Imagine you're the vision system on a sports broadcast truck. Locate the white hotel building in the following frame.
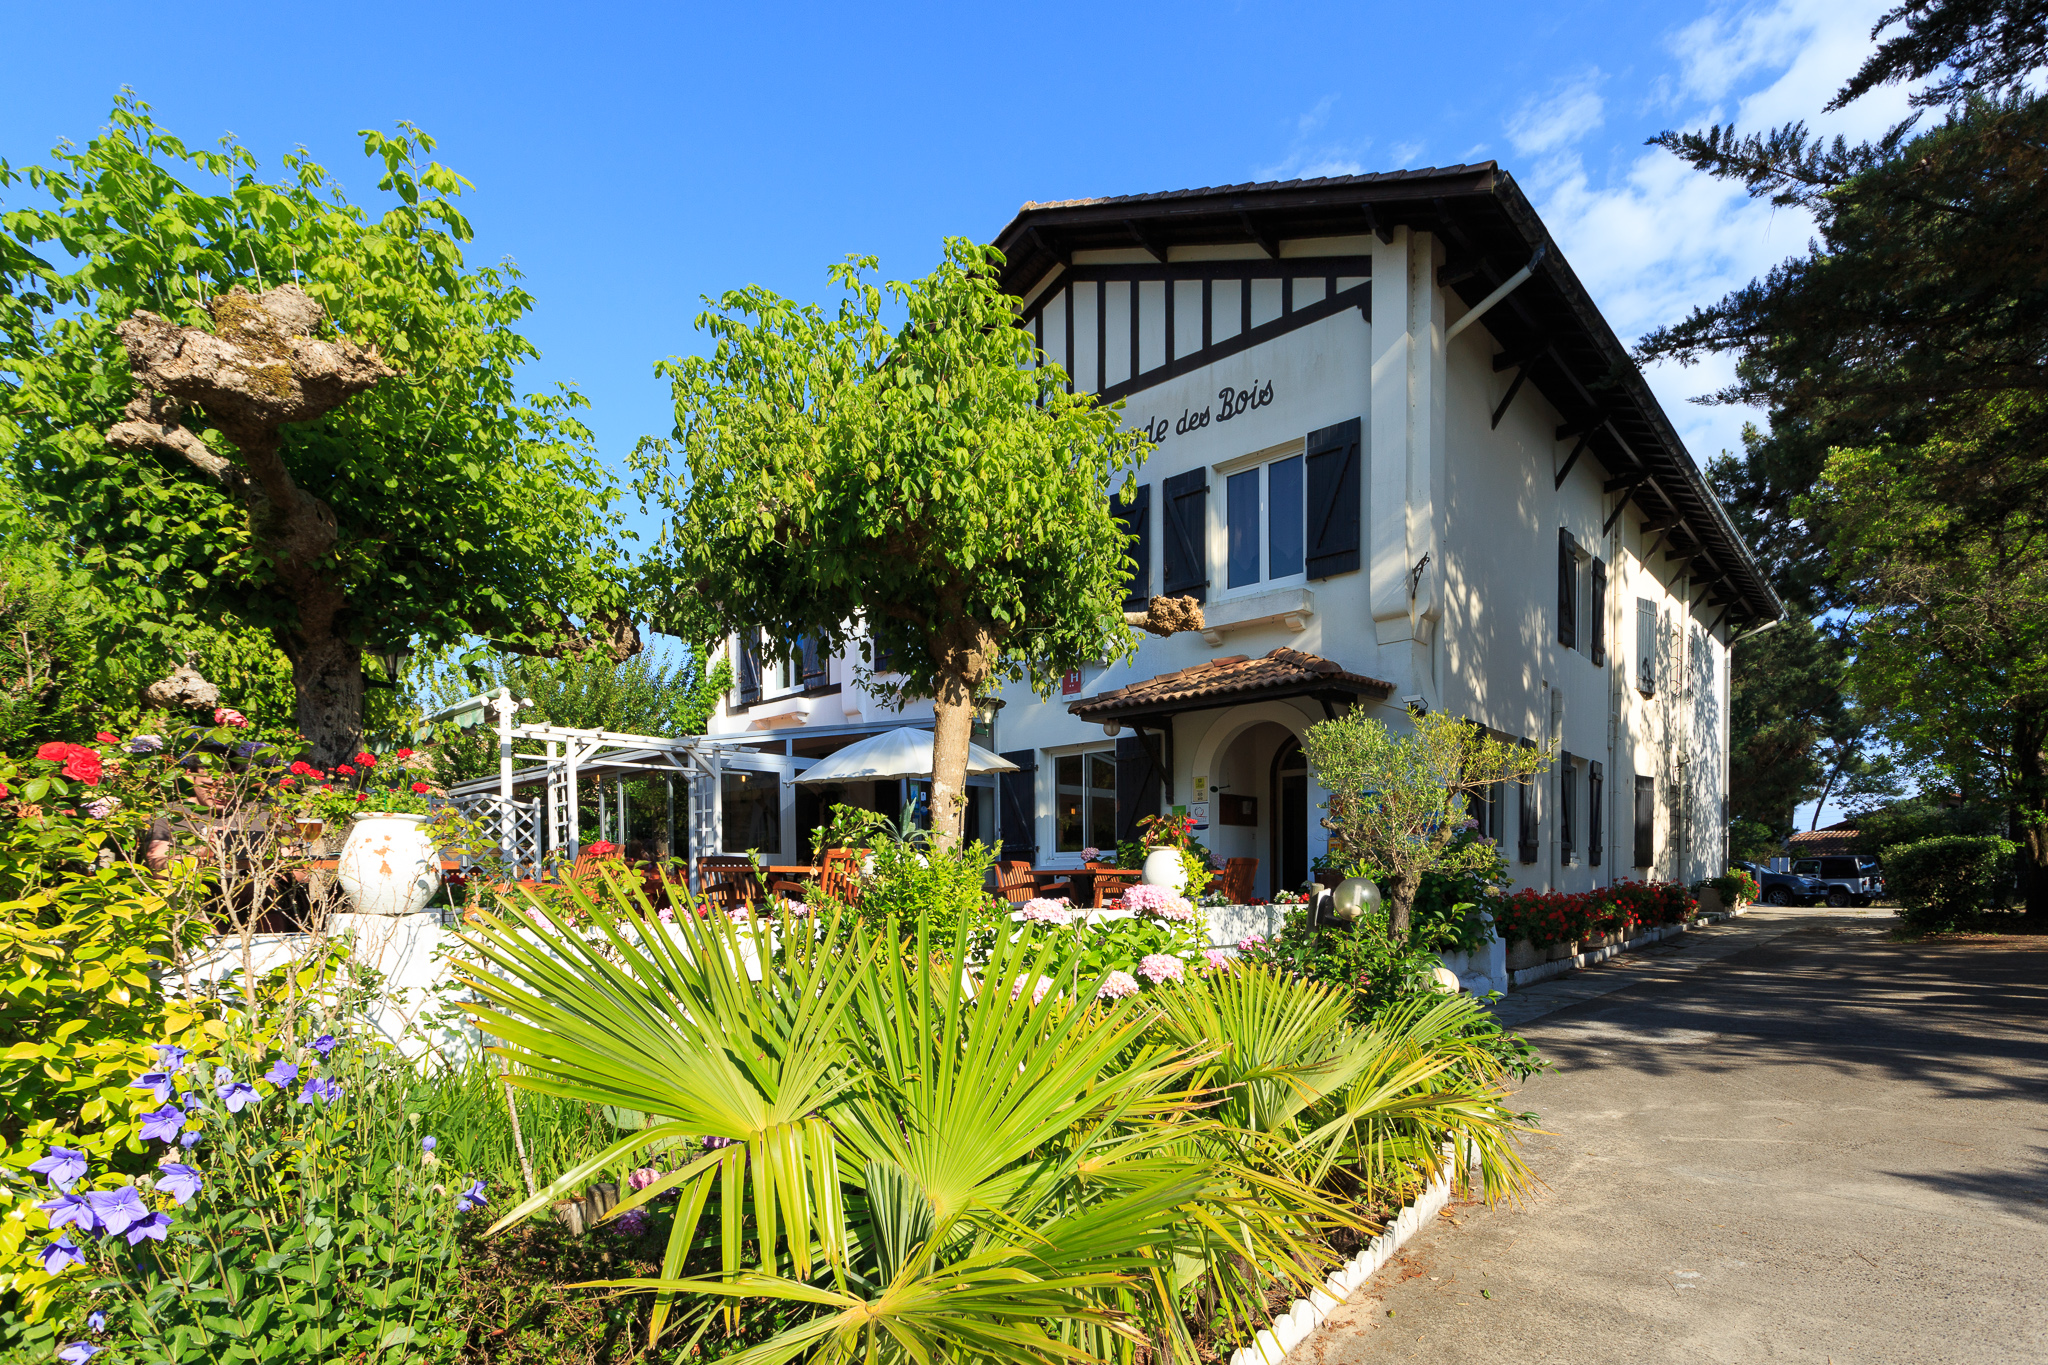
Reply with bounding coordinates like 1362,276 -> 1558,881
701,167 -> 1780,899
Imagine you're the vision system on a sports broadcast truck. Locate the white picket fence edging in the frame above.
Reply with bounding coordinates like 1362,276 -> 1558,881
1227,1143 -> 1459,1365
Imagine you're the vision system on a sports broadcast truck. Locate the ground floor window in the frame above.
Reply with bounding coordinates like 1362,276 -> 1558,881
1054,751 -> 1117,853
722,770 -> 781,854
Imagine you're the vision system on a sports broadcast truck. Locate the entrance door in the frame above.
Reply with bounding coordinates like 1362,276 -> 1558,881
1271,740 -> 1308,895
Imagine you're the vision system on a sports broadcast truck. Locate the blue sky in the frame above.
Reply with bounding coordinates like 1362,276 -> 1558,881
6,0 -> 1906,826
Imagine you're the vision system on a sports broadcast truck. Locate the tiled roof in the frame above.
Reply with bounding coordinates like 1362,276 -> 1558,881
1017,165 -> 1496,213
1068,648 -> 1393,722
1787,828 -> 1859,848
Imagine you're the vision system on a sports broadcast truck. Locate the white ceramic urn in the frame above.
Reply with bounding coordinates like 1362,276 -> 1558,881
336,813 -> 441,917
1140,847 -> 1188,892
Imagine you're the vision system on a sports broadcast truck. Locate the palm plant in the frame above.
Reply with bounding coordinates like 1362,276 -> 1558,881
454,875 -> 1534,1363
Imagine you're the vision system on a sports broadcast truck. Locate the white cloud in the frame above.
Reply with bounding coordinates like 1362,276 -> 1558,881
1297,95 -> 1338,136
1257,98 -> 1371,180
1507,70 -> 1607,155
1513,0 -> 1916,464
1390,140 -> 1428,167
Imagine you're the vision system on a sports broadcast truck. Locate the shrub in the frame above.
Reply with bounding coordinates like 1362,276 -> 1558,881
1883,834 -> 2016,934
838,836 -> 998,940
1698,866 -> 1760,906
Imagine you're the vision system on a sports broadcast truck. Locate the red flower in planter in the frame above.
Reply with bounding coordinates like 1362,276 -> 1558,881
290,761 -> 313,776
335,765 -> 356,776
355,752 -> 376,767
410,782 -> 430,794
396,748 -> 414,759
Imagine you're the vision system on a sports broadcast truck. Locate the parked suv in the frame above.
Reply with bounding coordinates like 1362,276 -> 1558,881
1735,860 -> 1827,907
1791,856 -> 1884,907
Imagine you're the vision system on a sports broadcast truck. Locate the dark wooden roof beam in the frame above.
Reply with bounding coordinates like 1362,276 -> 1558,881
1438,258 -> 1486,288
1602,473 -> 1644,493
1026,227 -> 1069,269
1557,412 -> 1609,441
1360,203 -> 1394,245
1123,219 -> 1167,264
1236,211 -> 1279,258
1494,341 -> 1551,372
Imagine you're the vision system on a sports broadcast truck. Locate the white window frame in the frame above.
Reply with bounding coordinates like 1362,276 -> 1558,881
1049,746 -> 1119,859
1213,438 -> 1309,600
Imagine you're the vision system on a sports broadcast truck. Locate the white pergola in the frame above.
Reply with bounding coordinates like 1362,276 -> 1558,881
435,687 -> 763,882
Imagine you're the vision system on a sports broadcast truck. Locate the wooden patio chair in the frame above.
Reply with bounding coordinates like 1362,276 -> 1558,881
1221,857 -> 1258,905
995,860 -> 1040,904
697,857 -> 759,909
818,848 -> 862,905
1089,868 -> 1141,909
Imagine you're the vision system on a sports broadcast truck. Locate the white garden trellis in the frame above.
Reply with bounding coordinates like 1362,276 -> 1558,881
434,687 -> 744,884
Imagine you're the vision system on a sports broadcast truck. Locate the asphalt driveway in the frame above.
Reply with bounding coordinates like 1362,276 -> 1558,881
1305,909 -> 2048,1364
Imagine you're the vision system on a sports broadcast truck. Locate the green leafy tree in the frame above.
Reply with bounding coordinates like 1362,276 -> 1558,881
1725,612 -> 1854,842
1809,408 -> 2048,914
633,240 -> 1165,844
1303,709 -> 1555,940
0,95 -> 633,763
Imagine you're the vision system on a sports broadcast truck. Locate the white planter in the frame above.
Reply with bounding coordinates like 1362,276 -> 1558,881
1141,847 -> 1188,892
336,813 -> 441,917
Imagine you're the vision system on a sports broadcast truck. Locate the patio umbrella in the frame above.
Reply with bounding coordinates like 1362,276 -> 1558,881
793,727 -> 1018,784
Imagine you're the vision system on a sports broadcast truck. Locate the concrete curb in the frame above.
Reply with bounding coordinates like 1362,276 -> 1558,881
1505,903 -> 1752,990
1227,1147 -> 1458,1365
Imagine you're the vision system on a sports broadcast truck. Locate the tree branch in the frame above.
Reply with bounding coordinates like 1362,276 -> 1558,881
105,393 -> 244,489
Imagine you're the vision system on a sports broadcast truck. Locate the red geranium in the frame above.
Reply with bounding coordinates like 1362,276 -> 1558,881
335,764 -> 356,776
354,752 -> 376,767
410,781 -> 429,794
396,748 -> 414,759
290,761 -> 312,776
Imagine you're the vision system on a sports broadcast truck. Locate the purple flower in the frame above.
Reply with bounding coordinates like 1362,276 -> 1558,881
127,735 -> 164,755
84,1187 -> 149,1236
156,1163 -> 203,1206
215,1078 -> 258,1114
262,1060 -> 299,1087
87,1311 -> 105,1333
179,1129 -> 203,1150
36,1194 -> 98,1234
181,1091 -> 203,1113
125,1211 -> 173,1246
139,1105 -> 186,1144
311,1034 -> 338,1057
297,1077 -> 341,1105
455,1178 -> 488,1213
129,1070 -> 175,1103
30,1148 -> 88,1192
58,1342 -> 100,1364
153,1044 -> 188,1070
420,1136 -> 436,1153
37,1235 -> 85,1274
701,1135 -> 732,1151
613,1207 -> 651,1237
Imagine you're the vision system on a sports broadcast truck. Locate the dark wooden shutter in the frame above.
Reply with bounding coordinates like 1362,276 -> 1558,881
1162,469 -> 1209,601
1114,483 -> 1153,611
1589,558 -> 1608,666
1304,417 -> 1363,579
1516,739 -> 1539,864
1588,760 -> 1604,866
1559,750 -> 1575,862
1557,529 -> 1577,649
800,634 -> 826,686
1633,774 -> 1655,868
737,634 -> 761,705
998,749 -> 1038,862
1114,732 -> 1167,842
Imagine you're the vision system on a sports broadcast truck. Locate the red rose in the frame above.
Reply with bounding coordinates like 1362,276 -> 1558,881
336,764 -> 356,776
60,746 -> 102,786
35,742 -> 68,762
410,782 -> 429,794
354,752 -> 376,767
95,732 -> 118,743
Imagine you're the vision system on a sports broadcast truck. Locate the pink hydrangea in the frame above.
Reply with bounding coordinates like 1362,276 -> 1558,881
627,1167 -> 665,1192
1098,970 -> 1141,1000
1237,934 -> 1266,952
1018,897 -> 1073,924
1120,883 -> 1194,921
1080,846 -> 1101,862
1202,947 -> 1233,972
212,707 -> 249,728
1136,953 -> 1184,985
1011,974 -> 1055,1006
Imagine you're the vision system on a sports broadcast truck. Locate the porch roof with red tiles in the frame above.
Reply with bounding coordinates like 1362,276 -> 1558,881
1066,648 -> 1393,726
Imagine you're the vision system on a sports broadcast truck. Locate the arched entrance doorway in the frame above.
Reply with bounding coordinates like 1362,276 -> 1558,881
1270,739 -> 1309,896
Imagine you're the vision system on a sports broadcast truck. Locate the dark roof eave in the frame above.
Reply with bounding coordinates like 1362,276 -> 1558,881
1068,678 -> 1393,724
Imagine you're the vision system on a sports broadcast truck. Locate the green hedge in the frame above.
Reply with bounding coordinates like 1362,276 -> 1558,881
1882,834 -> 2015,934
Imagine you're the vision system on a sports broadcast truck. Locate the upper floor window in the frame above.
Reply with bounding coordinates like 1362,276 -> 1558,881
1226,451 -> 1305,589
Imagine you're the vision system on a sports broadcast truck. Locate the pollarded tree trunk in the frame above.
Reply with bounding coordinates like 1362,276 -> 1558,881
1386,872 -> 1416,942
105,284 -> 393,763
